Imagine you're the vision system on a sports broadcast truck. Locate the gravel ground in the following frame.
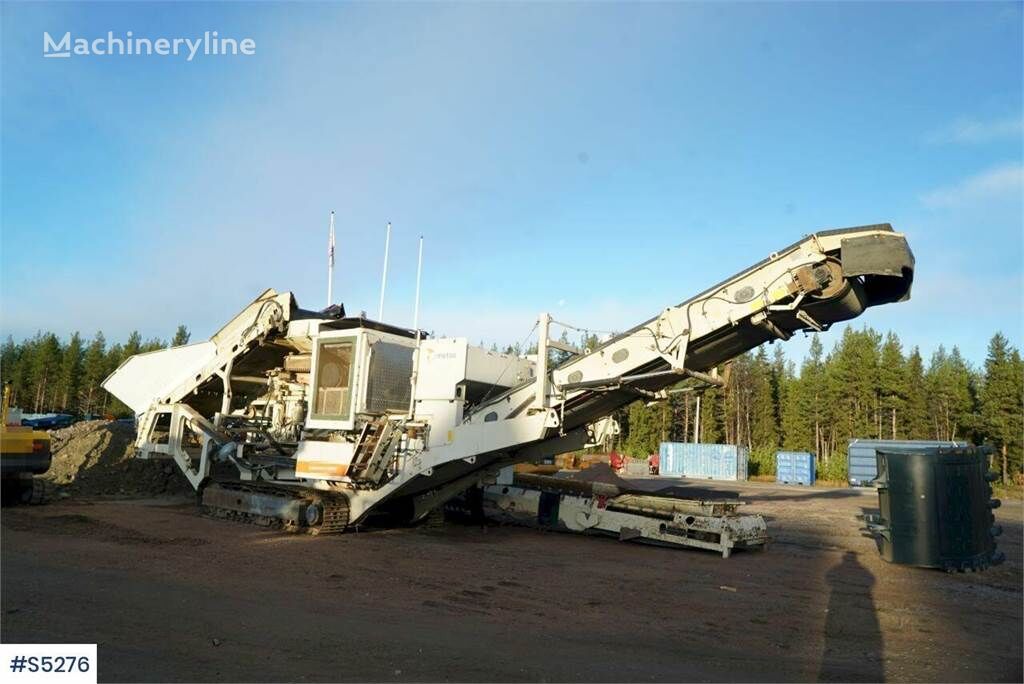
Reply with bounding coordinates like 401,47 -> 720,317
2,479 -> 1020,683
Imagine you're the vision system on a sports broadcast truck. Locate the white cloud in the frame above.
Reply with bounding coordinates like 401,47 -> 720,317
926,116 -> 1023,145
920,163 -> 1024,209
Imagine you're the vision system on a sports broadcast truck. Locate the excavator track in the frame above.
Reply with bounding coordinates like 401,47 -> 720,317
200,480 -> 349,535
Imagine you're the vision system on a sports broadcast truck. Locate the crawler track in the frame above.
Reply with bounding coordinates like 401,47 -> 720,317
200,480 -> 350,535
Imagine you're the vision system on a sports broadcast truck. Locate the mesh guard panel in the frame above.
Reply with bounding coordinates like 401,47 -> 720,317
364,342 -> 414,413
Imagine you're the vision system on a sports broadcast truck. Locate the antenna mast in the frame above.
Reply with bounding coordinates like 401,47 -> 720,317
327,210 -> 335,307
409,235 -> 424,417
378,221 -> 391,320
412,235 -> 424,333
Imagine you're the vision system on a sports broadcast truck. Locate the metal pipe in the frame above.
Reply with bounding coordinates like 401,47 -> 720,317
536,313 -> 551,409
558,368 -> 681,392
682,368 -> 726,388
412,235 -> 423,333
408,236 -> 424,418
327,211 -> 335,307
230,375 -> 269,385
694,394 -> 701,443
378,221 -> 391,320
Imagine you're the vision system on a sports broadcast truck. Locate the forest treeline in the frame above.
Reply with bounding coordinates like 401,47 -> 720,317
1,325 -> 191,418
615,327 -> 1023,484
2,323 -> 1022,484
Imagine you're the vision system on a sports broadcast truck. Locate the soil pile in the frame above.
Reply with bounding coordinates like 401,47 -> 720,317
44,420 -> 191,497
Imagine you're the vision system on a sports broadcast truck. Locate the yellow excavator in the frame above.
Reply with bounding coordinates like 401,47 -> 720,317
1,384 -> 51,505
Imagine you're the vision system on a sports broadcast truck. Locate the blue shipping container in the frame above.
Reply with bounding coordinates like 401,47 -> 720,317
847,439 -> 964,486
775,451 -> 816,486
658,443 -> 748,481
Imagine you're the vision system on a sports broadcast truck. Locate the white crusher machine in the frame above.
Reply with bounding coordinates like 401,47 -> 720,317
103,224 -> 914,553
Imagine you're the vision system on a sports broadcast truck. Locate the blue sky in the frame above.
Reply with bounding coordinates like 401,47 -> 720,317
2,1 -> 1022,368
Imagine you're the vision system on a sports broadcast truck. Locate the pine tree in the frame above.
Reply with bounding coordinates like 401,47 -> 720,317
699,386 -> 724,444
59,332 -> 84,411
7,344 -> 29,408
979,333 -> 1024,483
30,333 -> 62,412
947,347 -> 977,440
878,332 -> 907,439
171,325 -> 191,347
25,331 -> 59,409
141,336 -> 167,352
81,332 -> 107,415
0,337 -> 15,375
123,331 -> 142,359
826,326 -> 881,465
1010,349 -> 1024,480
750,347 -> 779,464
666,385 -> 701,443
925,346 -> 976,441
623,400 -> 659,457
803,334 -> 828,460
780,366 -> 811,451
903,347 -> 930,439
101,342 -> 125,414
723,355 -> 752,446
770,346 -> 790,446
578,332 -> 601,353
0,337 -> 19,403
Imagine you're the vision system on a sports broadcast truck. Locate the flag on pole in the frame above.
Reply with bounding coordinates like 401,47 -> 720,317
327,210 -> 336,308
328,211 -> 335,268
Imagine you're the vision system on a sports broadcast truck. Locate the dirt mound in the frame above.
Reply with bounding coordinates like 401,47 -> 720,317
44,420 -> 191,497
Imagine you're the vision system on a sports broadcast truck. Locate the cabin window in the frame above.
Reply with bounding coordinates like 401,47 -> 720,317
313,340 -> 355,420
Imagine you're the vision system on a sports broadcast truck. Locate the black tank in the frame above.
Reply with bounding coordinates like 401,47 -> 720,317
866,446 -> 1004,571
